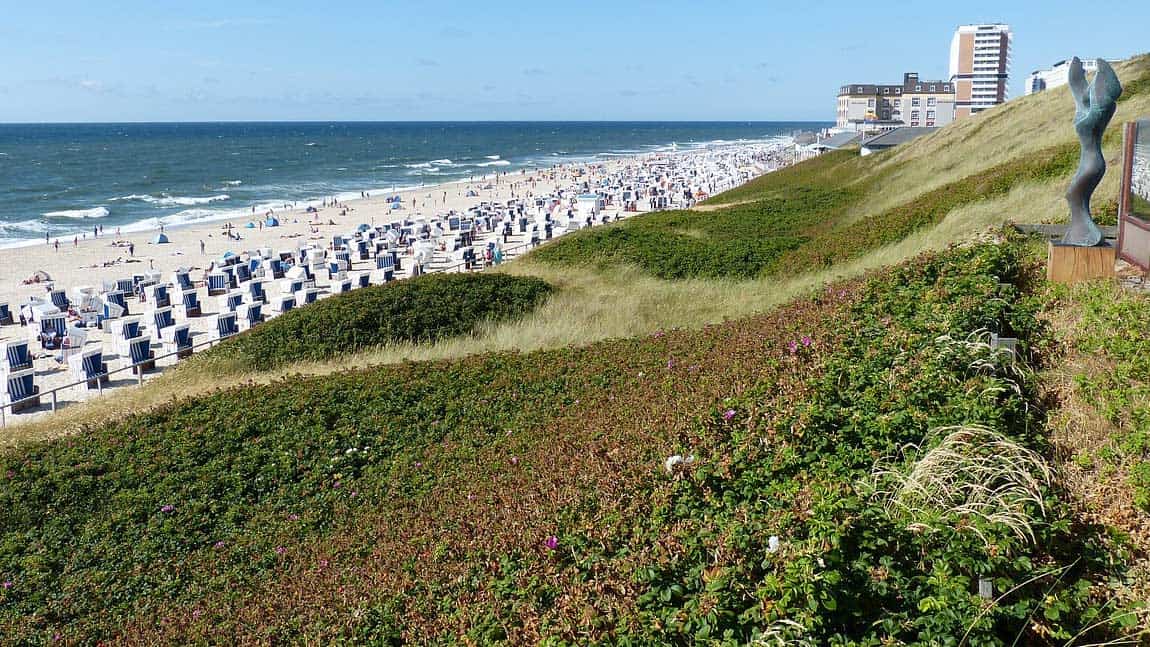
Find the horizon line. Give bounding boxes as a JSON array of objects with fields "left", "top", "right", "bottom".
[{"left": 0, "top": 119, "right": 835, "bottom": 126}]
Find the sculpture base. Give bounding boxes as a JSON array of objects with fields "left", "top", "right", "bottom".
[{"left": 1047, "top": 241, "right": 1116, "bottom": 283}]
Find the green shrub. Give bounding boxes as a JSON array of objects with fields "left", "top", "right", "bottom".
[
  {"left": 196, "top": 273, "right": 553, "bottom": 371},
  {"left": 0, "top": 238, "right": 1132, "bottom": 644}
]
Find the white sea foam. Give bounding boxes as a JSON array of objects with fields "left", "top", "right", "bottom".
[
  {"left": 405, "top": 162, "right": 434, "bottom": 169},
  {"left": 112, "top": 194, "right": 231, "bottom": 206},
  {"left": 484, "top": 155, "right": 501, "bottom": 160},
  {"left": 43, "top": 206, "right": 110, "bottom": 219},
  {"left": 0, "top": 219, "right": 48, "bottom": 235},
  {"left": 222, "top": 180, "right": 243, "bottom": 186},
  {"left": 429, "top": 159, "right": 453, "bottom": 165},
  {"left": 475, "top": 160, "right": 511, "bottom": 167}
]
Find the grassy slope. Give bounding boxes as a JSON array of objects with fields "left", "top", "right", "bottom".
[{"left": 2, "top": 238, "right": 1138, "bottom": 644}]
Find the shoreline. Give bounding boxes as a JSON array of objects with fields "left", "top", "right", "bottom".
[{"left": 0, "top": 136, "right": 795, "bottom": 251}]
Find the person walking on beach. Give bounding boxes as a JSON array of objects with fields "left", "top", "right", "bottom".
[
  {"left": 129, "top": 242, "right": 134, "bottom": 257},
  {"left": 200, "top": 240, "right": 205, "bottom": 255},
  {"left": 54, "top": 240, "right": 59, "bottom": 252}
]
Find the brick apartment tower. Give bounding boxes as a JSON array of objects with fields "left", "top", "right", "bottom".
[{"left": 949, "top": 23, "right": 1012, "bottom": 118}]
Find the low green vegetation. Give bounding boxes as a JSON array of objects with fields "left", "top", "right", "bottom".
[
  {"left": 0, "top": 238, "right": 1141, "bottom": 644},
  {"left": 194, "top": 273, "right": 553, "bottom": 371}
]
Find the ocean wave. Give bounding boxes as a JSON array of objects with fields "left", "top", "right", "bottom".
[
  {"left": 111, "top": 194, "right": 231, "bottom": 206},
  {"left": 0, "top": 219, "right": 48, "bottom": 235},
  {"left": 429, "top": 159, "right": 453, "bottom": 166},
  {"left": 484, "top": 155, "right": 501, "bottom": 160},
  {"left": 222, "top": 180, "right": 243, "bottom": 186},
  {"left": 475, "top": 160, "right": 511, "bottom": 167},
  {"left": 405, "top": 162, "right": 435, "bottom": 169},
  {"left": 44, "top": 206, "right": 110, "bottom": 219}
]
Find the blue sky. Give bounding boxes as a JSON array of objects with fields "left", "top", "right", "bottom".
[{"left": 1, "top": 0, "right": 1147, "bottom": 123}]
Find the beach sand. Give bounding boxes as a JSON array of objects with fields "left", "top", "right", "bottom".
[{"left": 0, "top": 160, "right": 637, "bottom": 424}]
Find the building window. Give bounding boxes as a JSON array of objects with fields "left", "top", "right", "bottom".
[
  {"left": 927, "top": 98, "right": 936, "bottom": 106},
  {"left": 882, "top": 111, "right": 890, "bottom": 119},
  {"left": 911, "top": 98, "right": 921, "bottom": 107},
  {"left": 894, "top": 99, "right": 901, "bottom": 108},
  {"left": 883, "top": 88, "right": 889, "bottom": 94},
  {"left": 868, "top": 99, "right": 875, "bottom": 107},
  {"left": 926, "top": 110, "right": 935, "bottom": 119},
  {"left": 915, "top": 84, "right": 922, "bottom": 91},
  {"left": 911, "top": 111, "right": 920, "bottom": 119},
  {"left": 929, "top": 85, "right": 936, "bottom": 91},
  {"left": 896, "top": 88, "right": 901, "bottom": 94}
]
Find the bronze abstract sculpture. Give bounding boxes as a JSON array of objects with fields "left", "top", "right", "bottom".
[{"left": 1064, "top": 57, "right": 1122, "bottom": 247}]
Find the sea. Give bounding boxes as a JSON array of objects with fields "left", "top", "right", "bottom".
[{"left": 0, "top": 121, "right": 828, "bottom": 248}]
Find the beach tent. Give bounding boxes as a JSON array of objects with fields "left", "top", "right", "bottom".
[
  {"left": 357, "top": 223, "right": 371, "bottom": 233},
  {"left": 265, "top": 216, "right": 280, "bottom": 227},
  {"left": 245, "top": 222, "right": 256, "bottom": 229},
  {"left": 154, "top": 233, "right": 170, "bottom": 244}
]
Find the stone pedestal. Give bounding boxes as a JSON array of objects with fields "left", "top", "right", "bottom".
[{"left": 1047, "top": 241, "right": 1116, "bottom": 283}]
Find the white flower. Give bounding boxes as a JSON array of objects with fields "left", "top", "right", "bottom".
[{"left": 767, "top": 536, "right": 780, "bottom": 553}]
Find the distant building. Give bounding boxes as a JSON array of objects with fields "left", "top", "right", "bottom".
[
  {"left": 949, "top": 23, "right": 1013, "bottom": 117},
  {"left": 836, "top": 73, "right": 954, "bottom": 131},
  {"left": 1025, "top": 59, "right": 1117, "bottom": 95},
  {"left": 860, "top": 127, "right": 940, "bottom": 156}
]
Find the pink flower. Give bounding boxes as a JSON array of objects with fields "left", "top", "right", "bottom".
[
  {"left": 2, "top": 581, "right": 12, "bottom": 589},
  {"left": 544, "top": 535, "right": 559, "bottom": 550},
  {"left": 275, "top": 546, "right": 286, "bottom": 555},
  {"left": 801, "top": 335, "right": 813, "bottom": 347},
  {"left": 213, "top": 541, "right": 225, "bottom": 549},
  {"left": 332, "top": 481, "right": 341, "bottom": 489},
  {"left": 160, "top": 504, "right": 175, "bottom": 513},
  {"left": 722, "top": 409, "right": 736, "bottom": 421},
  {"left": 510, "top": 456, "right": 520, "bottom": 466},
  {"left": 289, "top": 514, "right": 300, "bottom": 521},
  {"left": 467, "top": 494, "right": 476, "bottom": 501},
  {"left": 787, "top": 341, "right": 799, "bottom": 354},
  {"left": 667, "top": 358, "right": 675, "bottom": 369},
  {"left": 414, "top": 461, "right": 422, "bottom": 468}
]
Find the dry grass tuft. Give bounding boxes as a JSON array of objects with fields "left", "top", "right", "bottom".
[{"left": 870, "top": 425, "right": 1052, "bottom": 548}]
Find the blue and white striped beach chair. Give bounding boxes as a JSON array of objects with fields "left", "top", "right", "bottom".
[
  {"left": 356, "top": 239, "right": 370, "bottom": 260},
  {"left": 144, "top": 284, "right": 171, "bottom": 309},
  {"left": 295, "top": 287, "right": 320, "bottom": 306},
  {"left": 375, "top": 255, "right": 395, "bottom": 281},
  {"left": 206, "top": 272, "right": 229, "bottom": 296},
  {"left": 176, "top": 290, "right": 201, "bottom": 318},
  {"left": 214, "top": 312, "right": 238, "bottom": 341},
  {"left": 168, "top": 324, "right": 194, "bottom": 359},
  {"left": 112, "top": 316, "right": 142, "bottom": 356},
  {"left": 247, "top": 280, "right": 266, "bottom": 304},
  {"left": 355, "top": 271, "right": 370, "bottom": 289},
  {"left": 115, "top": 278, "right": 135, "bottom": 294},
  {"left": 3, "top": 340, "right": 32, "bottom": 373},
  {"left": 218, "top": 291, "right": 244, "bottom": 313},
  {"left": 49, "top": 289, "right": 70, "bottom": 311},
  {"left": 173, "top": 270, "right": 194, "bottom": 292},
  {"left": 151, "top": 307, "right": 176, "bottom": 343},
  {"left": 334, "top": 278, "right": 353, "bottom": 294},
  {"left": 104, "top": 291, "right": 129, "bottom": 318},
  {"left": 127, "top": 336, "right": 156, "bottom": 374},
  {"left": 70, "top": 347, "right": 108, "bottom": 389},
  {"left": 238, "top": 303, "right": 263, "bottom": 331},
  {"left": 268, "top": 258, "right": 285, "bottom": 279},
  {"left": 272, "top": 294, "right": 295, "bottom": 315},
  {"left": 39, "top": 313, "right": 67, "bottom": 349},
  {"left": 4, "top": 369, "right": 40, "bottom": 413},
  {"left": 0, "top": 303, "right": 12, "bottom": 326},
  {"left": 234, "top": 264, "right": 252, "bottom": 283}
]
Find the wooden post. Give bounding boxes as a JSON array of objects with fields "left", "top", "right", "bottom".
[{"left": 1047, "top": 241, "right": 1117, "bottom": 283}]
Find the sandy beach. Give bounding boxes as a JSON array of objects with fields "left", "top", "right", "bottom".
[{"left": 0, "top": 142, "right": 792, "bottom": 425}]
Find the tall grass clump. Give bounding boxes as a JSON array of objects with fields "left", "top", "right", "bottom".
[{"left": 192, "top": 272, "right": 553, "bottom": 372}]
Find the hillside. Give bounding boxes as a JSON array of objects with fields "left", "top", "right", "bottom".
[{"left": 2, "top": 57, "right": 1150, "bottom": 643}]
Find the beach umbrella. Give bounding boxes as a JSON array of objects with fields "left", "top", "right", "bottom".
[
  {"left": 223, "top": 251, "right": 236, "bottom": 259},
  {"left": 357, "top": 223, "right": 370, "bottom": 232}
]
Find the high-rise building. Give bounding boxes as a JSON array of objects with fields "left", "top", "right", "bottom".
[{"left": 949, "top": 23, "right": 1012, "bottom": 118}]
